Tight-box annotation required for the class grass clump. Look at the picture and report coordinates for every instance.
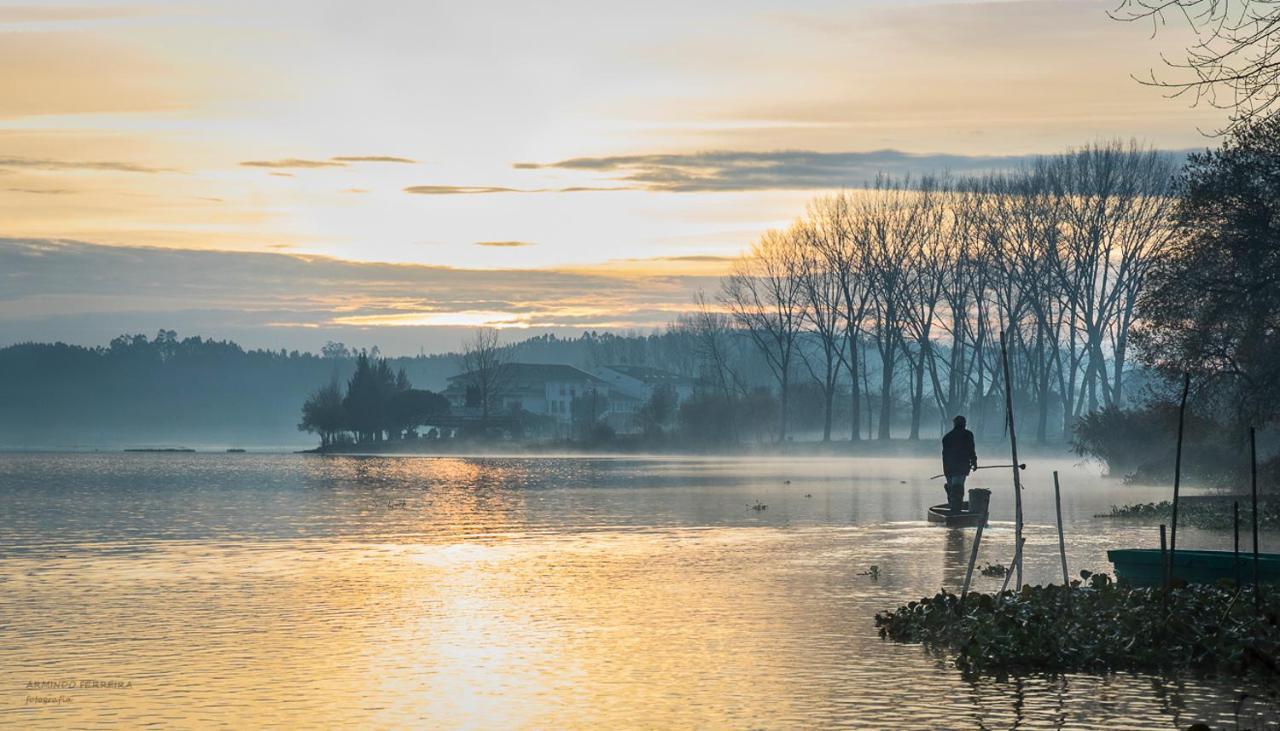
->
[875,572,1280,681]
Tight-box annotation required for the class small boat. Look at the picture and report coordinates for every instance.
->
[927,488,991,528]
[1108,548,1280,587]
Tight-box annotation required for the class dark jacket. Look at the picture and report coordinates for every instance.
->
[942,427,977,476]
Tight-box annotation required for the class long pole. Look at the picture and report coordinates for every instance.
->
[1159,524,1168,605]
[1233,501,1240,586]
[999,538,1025,594]
[1053,471,1069,586]
[1000,331,1024,590]
[960,513,988,605]
[1168,372,1190,583]
[1251,426,1260,611]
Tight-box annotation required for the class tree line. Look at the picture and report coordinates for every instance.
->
[690,140,1178,445]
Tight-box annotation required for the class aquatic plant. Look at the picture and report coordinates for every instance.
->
[1099,499,1279,530]
[979,562,1009,577]
[875,573,1280,681]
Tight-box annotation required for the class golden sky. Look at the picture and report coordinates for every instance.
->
[0,0,1226,352]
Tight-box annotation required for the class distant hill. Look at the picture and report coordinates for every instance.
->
[0,329,709,449]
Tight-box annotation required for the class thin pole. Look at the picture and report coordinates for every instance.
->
[1251,426,1260,611]
[1233,501,1240,586]
[1168,372,1190,583]
[960,513,988,605]
[1159,523,1168,595]
[999,538,1025,594]
[1000,331,1024,590]
[1053,471,1069,586]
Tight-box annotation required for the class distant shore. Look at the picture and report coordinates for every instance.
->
[301,435,1080,460]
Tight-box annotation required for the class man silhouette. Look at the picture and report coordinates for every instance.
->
[941,415,978,513]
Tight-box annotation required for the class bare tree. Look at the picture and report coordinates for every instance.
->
[1113,0,1280,132]
[809,192,874,441]
[680,291,749,400]
[458,328,510,420]
[796,221,846,442]
[854,177,931,440]
[704,142,1176,446]
[722,226,806,442]
[1047,142,1176,413]
[899,178,950,440]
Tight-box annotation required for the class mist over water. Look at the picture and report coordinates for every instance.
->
[1,453,1274,728]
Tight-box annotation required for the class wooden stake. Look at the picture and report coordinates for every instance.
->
[1233,500,1241,586]
[1159,523,1168,595]
[1168,372,1190,584]
[1053,471,1068,586]
[960,512,988,605]
[1251,426,1260,612]
[999,538,1024,594]
[1000,331,1024,590]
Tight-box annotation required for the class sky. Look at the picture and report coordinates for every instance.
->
[0,0,1227,354]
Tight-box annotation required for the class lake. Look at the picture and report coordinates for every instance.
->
[0,452,1274,728]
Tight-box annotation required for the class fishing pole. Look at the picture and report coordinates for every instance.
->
[929,463,1026,480]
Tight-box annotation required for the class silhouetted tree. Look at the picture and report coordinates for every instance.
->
[637,383,678,437]
[458,328,510,421]
[389,388,450,439]
[1135,114,1280,427]
[722,226,805,442]
[298,378,345,446]
[570,387,609,440]
[1113,0,1280,132]
[343,352,400,442]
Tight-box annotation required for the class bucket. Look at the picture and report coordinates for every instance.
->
[967,488,991,518]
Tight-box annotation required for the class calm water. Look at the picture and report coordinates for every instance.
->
[0,452,1275,729]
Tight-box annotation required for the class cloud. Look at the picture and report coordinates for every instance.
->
[654,254,734,262]
[404,185,524,195]
[0,156,171,174]
[474,240,535,248]
[241,155,416,171]
[6,187,76,195]
[514,149,1046,192]
[331,155,417,164]
[268,172,294,178]
[240,158,346,169]
[403,184,625,195]
[0,238,718,353]
[342,188,369,194]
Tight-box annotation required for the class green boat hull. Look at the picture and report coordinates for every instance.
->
[1107,548,1280,587]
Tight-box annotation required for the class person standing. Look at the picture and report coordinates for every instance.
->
[941,415,978,513]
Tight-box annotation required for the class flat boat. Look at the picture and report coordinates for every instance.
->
[927,488,990,528]
[1107,548,1280,586]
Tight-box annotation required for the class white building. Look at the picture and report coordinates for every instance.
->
[444,363,612,425]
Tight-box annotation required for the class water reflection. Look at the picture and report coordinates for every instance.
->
[0,453,1275,728]
[942,528,969,588]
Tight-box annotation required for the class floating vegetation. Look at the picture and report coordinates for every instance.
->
[749,501,767,511]
[979,562,1009,577]
[1098,499,1280,530]
[875,573,1280,681]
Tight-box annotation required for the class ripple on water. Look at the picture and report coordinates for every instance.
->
[0,452,1276,728]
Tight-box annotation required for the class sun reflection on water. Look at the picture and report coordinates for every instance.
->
[0,453,1275,728]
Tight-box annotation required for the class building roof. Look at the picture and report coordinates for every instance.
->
[447,362,608,386]
[602,364,694,386]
